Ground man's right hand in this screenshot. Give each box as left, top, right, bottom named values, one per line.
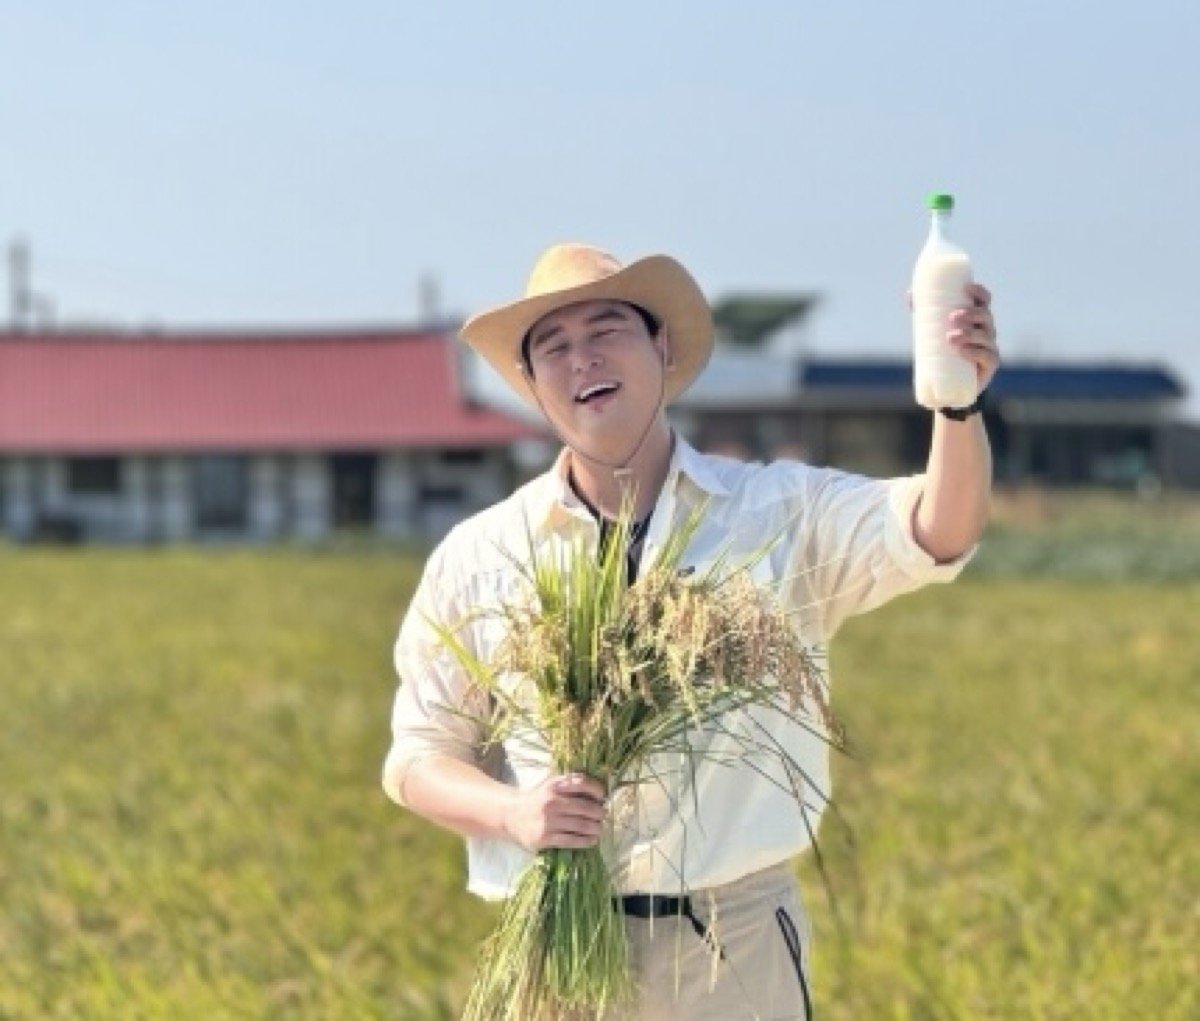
left=502, top=774, right=609, bottom=852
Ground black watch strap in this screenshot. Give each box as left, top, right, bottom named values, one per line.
left=939, top=388, right=987, bottom=421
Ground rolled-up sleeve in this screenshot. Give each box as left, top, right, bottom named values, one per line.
left=382, top=544, right=487, bottom=807
left=798, top=469, right=974, bottom=640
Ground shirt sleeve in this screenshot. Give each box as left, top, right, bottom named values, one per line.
left=381, top=541, right=489, bottom=807
left=792, top=468, right=974, bottom=640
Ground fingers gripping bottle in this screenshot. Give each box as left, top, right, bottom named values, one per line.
left=911, top=192, right=980, bottom=410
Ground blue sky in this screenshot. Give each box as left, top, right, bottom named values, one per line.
left=2, top=1, right=1198, bottom=413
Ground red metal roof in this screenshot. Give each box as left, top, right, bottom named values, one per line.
left=0, top=328, right=540, bottom=454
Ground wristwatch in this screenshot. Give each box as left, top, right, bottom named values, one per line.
left=939, top=389, right=987, bottom=420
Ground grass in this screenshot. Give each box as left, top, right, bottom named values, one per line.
left=806, top=578, right=1198, bottom=1019
left=0, top=548, right=489, bottom=1019
left=1, top=504, right=1196, bottom=1018
left=971, top=488, right=1200, bottom=580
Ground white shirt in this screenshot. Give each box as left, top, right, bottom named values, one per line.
left=383, top=437, right=970, bottom=901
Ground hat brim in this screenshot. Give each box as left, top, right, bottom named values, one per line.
left=460, top=254, right=713, bottom=407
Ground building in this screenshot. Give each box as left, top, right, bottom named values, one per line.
left=675, top=356, right=1190, bottom=488
left=3, top=314, right=1194, bottom=547
left=0, top=328, right=544, bottom=543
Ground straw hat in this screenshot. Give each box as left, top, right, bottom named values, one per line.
left=461, top=243, right=713, bottom=406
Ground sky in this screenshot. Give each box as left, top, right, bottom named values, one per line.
left=2, top=1, right=1198, bottom=414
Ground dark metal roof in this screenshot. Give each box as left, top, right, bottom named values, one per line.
left=800, top=360, right=1186, bottom=401
left=712, top=293, right=819, bottom=347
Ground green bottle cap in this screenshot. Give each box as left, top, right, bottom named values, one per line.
left=927, top=192, right=955, bottom=211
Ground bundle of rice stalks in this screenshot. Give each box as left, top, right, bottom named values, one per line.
left=433, top=502, right=838, bottom=1020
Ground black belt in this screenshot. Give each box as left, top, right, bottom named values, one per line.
left=615, top=894, right=725, bottom=958
left=618, top=893, right=693, bottom=919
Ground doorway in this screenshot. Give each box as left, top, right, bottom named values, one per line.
left=331, top=454, right=378, bottom=528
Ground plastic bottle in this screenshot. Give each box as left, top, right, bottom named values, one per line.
left=911, top=192, right=979, bottom=410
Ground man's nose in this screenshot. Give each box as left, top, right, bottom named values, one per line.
left=571, top=343, right=603, bottom=372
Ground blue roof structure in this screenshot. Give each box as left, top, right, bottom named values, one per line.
left=801, top=360, right=1186, bottom=401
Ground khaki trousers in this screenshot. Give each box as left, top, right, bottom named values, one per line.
left=612, top=862, right=814, bottom=1021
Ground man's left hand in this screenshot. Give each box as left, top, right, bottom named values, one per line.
left=948, top=282, right=1000, bottom=391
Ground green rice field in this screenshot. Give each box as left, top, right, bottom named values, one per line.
left=2, top=494, right=1197, bottom=1018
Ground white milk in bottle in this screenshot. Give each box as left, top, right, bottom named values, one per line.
left=911, top=192, right=979, bottom=410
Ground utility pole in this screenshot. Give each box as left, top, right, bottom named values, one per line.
left=418, top=271, right=440, bottom=326
left=9, top=237, right=32, bottom=330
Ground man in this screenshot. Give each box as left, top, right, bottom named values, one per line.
left=383, top=243, right=999, bottom=1019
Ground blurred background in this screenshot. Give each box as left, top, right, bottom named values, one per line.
left=2, top=3, right=1196, bottom=1018
left=2, top=1, right=1199, bottom=544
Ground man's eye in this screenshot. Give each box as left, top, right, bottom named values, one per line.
left=545, top=344, right=567, bottom=357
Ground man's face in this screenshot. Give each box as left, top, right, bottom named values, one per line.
left=524, top=300, right=669, bottom=458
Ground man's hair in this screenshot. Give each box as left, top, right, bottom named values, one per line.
left=520, top=302, right=661, bottom=377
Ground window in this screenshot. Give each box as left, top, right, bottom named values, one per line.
left=440, top=449, right=485, bottom=466
left=194, top=456, right=249, bottom=530
left=68, top=457, right=122, bottom=496
left=418, top=483, right=465, bottom=505
left=331, top=454, right=377, bottom=528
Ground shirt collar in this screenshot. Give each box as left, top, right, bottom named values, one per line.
left=670, top=433, right=732, bottom=499
left=524, top=432, right=731, bottom=537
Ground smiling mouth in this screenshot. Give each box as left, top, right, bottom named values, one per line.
left=575, top=382, right=620, bottom=404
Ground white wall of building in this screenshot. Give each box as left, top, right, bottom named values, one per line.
left=125, top=456, right=153, bottom=541
left=160, top=457, right=193, bottom=541
left=293, top=454, right=330, bottom=541
left=2, top=458, right=36, bottom=539
left=249, top=455, right=285, bottom=540
left=378, top=452, right=418, bottom=540
left=1, top=446, right=517, bottom=544
left=41, top=460, right=68, bottom=518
